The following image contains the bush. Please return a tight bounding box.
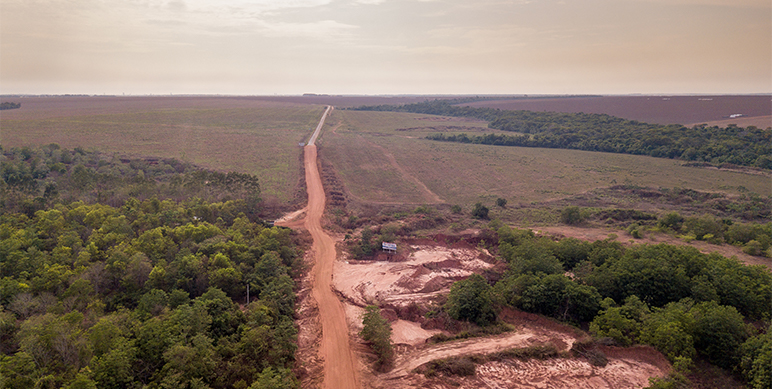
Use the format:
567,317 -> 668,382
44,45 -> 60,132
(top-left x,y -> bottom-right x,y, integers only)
445,274 -> 496,326
360,306 -> 394,371
561,206 -> 584,225
627,223 -> 644,239
472,203 -> 489,219
496,198 -> 507,208
658,212 -> 684,231
423,357 -> 476,377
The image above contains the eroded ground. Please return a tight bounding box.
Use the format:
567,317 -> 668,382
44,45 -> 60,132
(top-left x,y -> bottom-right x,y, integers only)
326,242 -> 670,388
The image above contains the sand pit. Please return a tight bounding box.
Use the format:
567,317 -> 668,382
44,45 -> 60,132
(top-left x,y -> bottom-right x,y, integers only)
336,244 -> 671,389
390,320 -> 442,346
333,245 -> 494,308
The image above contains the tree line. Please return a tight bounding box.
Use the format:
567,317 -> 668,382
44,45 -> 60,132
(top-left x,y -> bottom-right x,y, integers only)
352,100 -> 772,169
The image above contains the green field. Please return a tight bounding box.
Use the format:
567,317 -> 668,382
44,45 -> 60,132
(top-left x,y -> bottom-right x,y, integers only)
1,97 -> 325,202
320,109 -> 770,209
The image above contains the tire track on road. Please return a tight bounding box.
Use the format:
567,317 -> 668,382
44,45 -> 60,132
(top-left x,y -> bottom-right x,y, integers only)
304,106 -> 360,389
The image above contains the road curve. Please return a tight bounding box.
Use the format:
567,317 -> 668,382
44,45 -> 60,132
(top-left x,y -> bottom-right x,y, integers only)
304,106 -> 359,388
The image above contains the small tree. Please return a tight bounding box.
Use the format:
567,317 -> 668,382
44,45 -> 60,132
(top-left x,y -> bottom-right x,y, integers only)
496,198 -> 507,208
472,203 -> 489,219
360,306 -> 393,371
561,206 -> 584,225
445,274 -> 496,326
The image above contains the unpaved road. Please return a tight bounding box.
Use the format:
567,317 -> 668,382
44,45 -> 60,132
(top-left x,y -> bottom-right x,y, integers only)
304,106 -> 360,388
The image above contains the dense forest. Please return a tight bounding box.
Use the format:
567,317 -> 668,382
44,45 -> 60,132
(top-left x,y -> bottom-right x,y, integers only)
1,145 -> 301,388
441,226 -> 771,388
352,100 -> 772,169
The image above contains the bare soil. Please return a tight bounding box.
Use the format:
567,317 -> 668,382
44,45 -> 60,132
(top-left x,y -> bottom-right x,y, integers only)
332,243 -> 669,388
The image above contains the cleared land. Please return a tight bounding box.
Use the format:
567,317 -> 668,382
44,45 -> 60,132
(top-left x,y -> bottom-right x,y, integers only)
320,109 -> 770,209
462,95 -> 772,126
0,96 -> 325,202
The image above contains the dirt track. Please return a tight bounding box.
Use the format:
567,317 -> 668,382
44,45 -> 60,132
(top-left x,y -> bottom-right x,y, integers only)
304,107 -> 360,388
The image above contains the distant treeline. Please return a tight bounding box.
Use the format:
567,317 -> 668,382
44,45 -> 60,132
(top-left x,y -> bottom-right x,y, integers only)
0,102 -> 20,110
352,100 -> 772,169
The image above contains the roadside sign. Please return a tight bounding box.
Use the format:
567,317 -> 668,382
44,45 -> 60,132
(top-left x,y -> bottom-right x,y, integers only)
382,242 -> 397,253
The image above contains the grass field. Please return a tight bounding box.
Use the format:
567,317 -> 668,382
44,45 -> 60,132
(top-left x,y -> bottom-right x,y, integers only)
1,96 -> 325,202
463,95 -> 772,126
3,96 -> 769,213
321,109 -> 770,211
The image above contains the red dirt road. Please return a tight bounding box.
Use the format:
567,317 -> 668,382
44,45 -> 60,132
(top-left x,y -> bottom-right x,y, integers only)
304,110 -> 360,388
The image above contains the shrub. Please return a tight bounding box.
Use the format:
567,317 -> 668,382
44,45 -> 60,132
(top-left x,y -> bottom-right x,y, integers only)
472,203 -> 489,219
445,274 -> 496,326
360,306 -> 394,371
561,206 -> 584,225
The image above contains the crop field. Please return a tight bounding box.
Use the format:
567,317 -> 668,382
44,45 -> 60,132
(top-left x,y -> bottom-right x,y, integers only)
0,96 -> 326,201
462,95 -> 772,126
321,109 -> 770,210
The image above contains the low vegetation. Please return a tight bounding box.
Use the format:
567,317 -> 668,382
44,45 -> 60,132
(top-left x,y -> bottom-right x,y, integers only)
416,344 -> 562,378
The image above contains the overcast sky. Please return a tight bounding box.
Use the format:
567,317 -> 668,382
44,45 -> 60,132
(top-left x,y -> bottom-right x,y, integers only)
1,0 -> 769,95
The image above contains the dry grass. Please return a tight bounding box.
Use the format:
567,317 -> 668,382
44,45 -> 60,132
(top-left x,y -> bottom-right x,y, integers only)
321,110 -> 770,209
1,96 -> 325,201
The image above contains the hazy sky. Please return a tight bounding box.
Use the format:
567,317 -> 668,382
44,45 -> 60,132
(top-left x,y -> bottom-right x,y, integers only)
1,0 -> 770,95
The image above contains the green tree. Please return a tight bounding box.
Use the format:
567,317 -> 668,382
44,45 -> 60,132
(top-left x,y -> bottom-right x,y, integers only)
561,206 -> 584,225
445,274 -> 496,326
249,367 -> 297,389
740,330 -> 772,389
360,306 -> 393,371
472,203 -> 489,219
691,301 -> 750,370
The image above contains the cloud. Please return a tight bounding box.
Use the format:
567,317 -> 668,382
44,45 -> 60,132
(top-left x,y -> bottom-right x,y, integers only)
630,0 -> 769,7
255,19 -> 359,38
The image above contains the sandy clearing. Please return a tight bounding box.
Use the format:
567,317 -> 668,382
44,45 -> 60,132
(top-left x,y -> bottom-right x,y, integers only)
334,246 -> 494,307
390,320 -> 443,346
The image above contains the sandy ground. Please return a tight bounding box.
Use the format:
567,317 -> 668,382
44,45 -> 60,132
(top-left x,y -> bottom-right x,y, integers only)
334,245 -> 494,308
335,245 -> 669,389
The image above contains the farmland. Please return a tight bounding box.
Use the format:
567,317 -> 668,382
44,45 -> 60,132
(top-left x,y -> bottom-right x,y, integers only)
320,109 -> 770,211
462,95 -> 772,126
0,96 -> 325,203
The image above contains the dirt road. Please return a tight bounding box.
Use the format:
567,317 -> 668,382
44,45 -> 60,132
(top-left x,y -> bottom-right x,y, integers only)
304,106 -> 360,388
